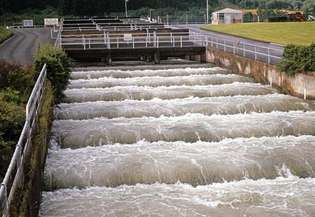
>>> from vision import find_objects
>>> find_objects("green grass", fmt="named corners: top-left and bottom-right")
top-left (0, 27), bottom-right (13, 44)
top-left (201, 22), bottom-right (315, 46)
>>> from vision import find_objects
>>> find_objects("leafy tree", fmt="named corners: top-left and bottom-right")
top-left (303, 0), bottom-right (315, 16)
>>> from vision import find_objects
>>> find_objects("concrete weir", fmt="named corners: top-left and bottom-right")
top-left (39, 64), bottom-right (315, 217)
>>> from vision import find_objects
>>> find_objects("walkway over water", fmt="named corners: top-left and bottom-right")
top-left (40, 65), bottom-right (315, 217)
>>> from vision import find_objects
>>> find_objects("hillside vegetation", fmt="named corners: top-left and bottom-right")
top-left (0, 0), bottom-right (314, 24)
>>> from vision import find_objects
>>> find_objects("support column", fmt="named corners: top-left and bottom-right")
top-left (106, 54), bottom-right (112, 65)
top-left (154, 51), bottom-right (160, 64)
top-left (200, 52), bottom-right (207, 63)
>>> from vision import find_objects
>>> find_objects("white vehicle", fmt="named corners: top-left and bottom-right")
top-left (308, 15), bottom-right (315, 21)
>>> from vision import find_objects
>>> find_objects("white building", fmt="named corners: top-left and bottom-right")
top-left (212, 8), bottom-right (243, 25)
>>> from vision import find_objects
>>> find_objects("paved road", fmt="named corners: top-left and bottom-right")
top-left (0, 28), bottom-right (52, 65)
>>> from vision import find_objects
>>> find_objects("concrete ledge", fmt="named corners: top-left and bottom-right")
top-left (206, 46), bottom-right (315, 99)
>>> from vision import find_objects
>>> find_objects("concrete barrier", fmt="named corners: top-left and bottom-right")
top-left (206, 46), bottom-right (315, 100)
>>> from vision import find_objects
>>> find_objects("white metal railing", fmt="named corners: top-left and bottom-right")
top-left (0, 64), bottom-right (47, 217)
top-left (61, 33), bottom-right (203, 50)
top-left (60, 29), bottom-right (283, 64)
top-left (190, 32), bottom-right (283, 65)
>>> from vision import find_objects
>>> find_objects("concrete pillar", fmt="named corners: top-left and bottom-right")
top-left (200, 52), bottom-right (207, 63)
top-left (154, 51), bottom-right (160, 64)
top-left (106, 54), bottom-right (112, 65)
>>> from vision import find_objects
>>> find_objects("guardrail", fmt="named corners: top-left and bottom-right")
top-left (61, 33), bottom-right (204, 50)
top-left (0, 64), bottom-right (47, 217)
top-left (190, 32), bottom-right (283, 65)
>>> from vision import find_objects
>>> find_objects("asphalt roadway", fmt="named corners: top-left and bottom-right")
top-left (0, 28), bottom-right (52, 65)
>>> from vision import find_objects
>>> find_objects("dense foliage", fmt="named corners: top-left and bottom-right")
top-left (0, 62), bottom-right (36, 180)
top-left (280, 43), bottom-right (315, 75)
top-left (0, 27), bottom-right (13, 43)
top-left (34, 44), bottom-right (71, 102)
top-left (0, 0), bottom-right (314, 21)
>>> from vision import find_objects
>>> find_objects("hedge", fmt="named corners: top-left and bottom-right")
top-left (0, 62), bottom-right (35, 180)
top-left (279, 43), bottom-right (315, 76)
top-left (34, 44), bottom-right (71, 102)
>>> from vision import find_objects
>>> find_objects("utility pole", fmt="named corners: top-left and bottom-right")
top-left (206, 0), bottom-right (209, 24)
top-left (125, 0), bottom-right (128, 18)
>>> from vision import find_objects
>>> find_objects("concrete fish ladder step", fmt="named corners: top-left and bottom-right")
top-left (44, 136), bottom-right (315, 189)
top-left (51, 111), bottom-right (315, 148)
top-left (70, 67), bottom-right (229, 79)
top-left (67, 74), bottom-right (253, 89)
top-left (63, 83), bottom-right (276, 103)
top-left (55, 94), bottom-right (311, 120)
top-left (40, 177), bottom-right (315, 217)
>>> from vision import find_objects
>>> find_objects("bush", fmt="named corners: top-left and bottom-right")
top-left (0, 27), bottom-right (13, 44)
top-left (0, 92), bottom-right (25, 179)
top-left (34, 44), bottom-right (71, 102)
top-left (0, 61), bottom-right (35, 102)
top-left (279, 43), bottom-right (315, 76)
top-left (0, 62), bottom-right (36, 180)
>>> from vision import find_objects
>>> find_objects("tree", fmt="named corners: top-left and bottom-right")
top-left (303, 0), bottom-right (315, 16)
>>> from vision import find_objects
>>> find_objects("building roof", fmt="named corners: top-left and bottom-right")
top-left (213, 8), bottom-right (243, 14)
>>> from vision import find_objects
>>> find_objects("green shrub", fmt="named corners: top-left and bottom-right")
top-left (0, 94), bottom-right (25, 179)
top-left (279, 43), bottom-right (315, 76)
top-left (0, 62), bottom-right (38, 180)
top-left (34, 44), bottom-right (71, 102)
top-left (0, 27), bottom-right (13, 44)
top-left (0, 61), bottom-right (35, 102)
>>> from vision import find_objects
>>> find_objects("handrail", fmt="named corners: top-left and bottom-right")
top-left (0, 64), bottom-right (47, 217)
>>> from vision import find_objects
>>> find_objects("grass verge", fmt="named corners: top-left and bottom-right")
top-left (201, 22), bottom-right (315, 46)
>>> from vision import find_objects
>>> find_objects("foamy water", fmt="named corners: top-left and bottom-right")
top-left (44, 136), bottom-right (315, 189)
top-left (40, 177), bottom-right (315, 217)
top-left (71, 67), bottom-right (229, 79)
top-left (68, 74), bottom-right (253, 89)
top-left (55, 94), bottom-right (310, 120)
top-left (64, 83), bottom-right (276, 103)
top-left (51, 111), bottom-right (315, 148)
top-left (40, 66), bottom-right (315, 217)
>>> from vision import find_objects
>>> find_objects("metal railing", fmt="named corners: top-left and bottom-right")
top-left (61, 32), bottom-right (204, 50)
top-left (0, 64), bottom-right (47, 217)
top-left (190, 32), bottom-right (283, 65)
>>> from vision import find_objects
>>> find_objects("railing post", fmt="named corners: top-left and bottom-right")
top-left (180, 36), bottom-right (183, 48)
top-left (304, 81), bottom-right (307, 100)
top-left (133, 37), bottom-right (135, 48)
top-left (224, 40), bottom-right (226, 52)
top-left (157, 36), bottom-right (159, 48)
top-left (254, 46), bottom-right (257, 60)
top-left (268, 48), bottom-right (271, 64)
top-left (117, 38), bottom-right (119, 48)
top-left (233, 42), bottom-right (236, 54)
top-left (243, 43), bottom-right (245, 57)
top-left (82, 35), bottom-right (86, 50)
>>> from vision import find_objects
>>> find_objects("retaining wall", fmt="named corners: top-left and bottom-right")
top-left (205, 47), bottom-right (315, 99)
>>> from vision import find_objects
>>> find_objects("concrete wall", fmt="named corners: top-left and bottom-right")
top-left (206, 47), bottom-right (315, 99)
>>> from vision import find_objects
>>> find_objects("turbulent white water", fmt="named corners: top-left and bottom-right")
top-left (71, 67), bottom-right (229, 79)
top-left (64, 83), bottom-right (276, 103)
top-left (41, 66), bottom-right (315, 217)
top-left (68, 74), bottom-right (253, 89)
top-left (44, 136), bottom-right (315, 189)
top-left (40, 177), bottom-right (315, 217)
top-left (51, 111), bottom-right (315, 148)
top-left (55, 94), bottom-right (311, 120)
